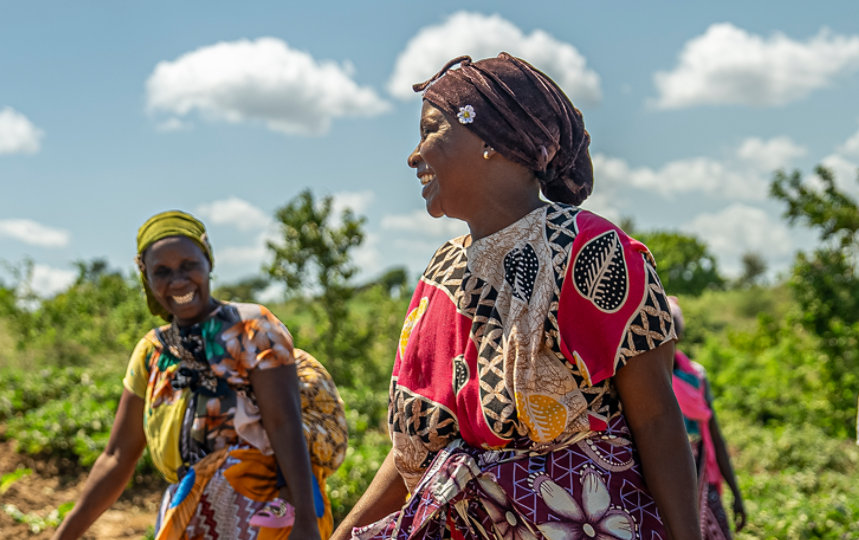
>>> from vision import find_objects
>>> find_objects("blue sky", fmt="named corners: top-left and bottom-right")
top-left (2, 1), bottom-right (859, 298)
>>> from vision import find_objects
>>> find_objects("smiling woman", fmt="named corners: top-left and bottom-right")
top-left (333, 53), bottom-right (702, 540)
top-left (142, 236), bottom-right (214, 327)
top-left (52, 210), bottom-right (348, 540)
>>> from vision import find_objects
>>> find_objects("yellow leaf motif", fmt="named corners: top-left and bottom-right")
top-left (573, 351), bottom-right (591, 387)
top-left (515, 392), bottom-right (568, 443)
top-left (399, 297), bottom-right (428, 359)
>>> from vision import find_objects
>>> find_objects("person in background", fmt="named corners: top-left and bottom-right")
top-left (52, 210), bottom-right (347, 540)
top-left (669, 295), bottom-right (746, 539)
top-left (332, 53), bottom-right (700, 540)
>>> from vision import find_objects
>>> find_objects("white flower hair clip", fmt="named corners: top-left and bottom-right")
top-left (457, 105), bottom-right (476, 124)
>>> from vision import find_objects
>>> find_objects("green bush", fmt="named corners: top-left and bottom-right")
top-left (4, 366), bottom-right (118, 463)
top-left (7, 263), bottom-right (160, 366)
top-left (3, 252), bottom-right (858, 537)
top-left (327, 429), bottom-right (391, 523)
top-left (721, 415), bottom-right (859, 539)
top-left (0, 366), bottom-right (118, 422)
top-left (1, 364), bottom-right (156, 475)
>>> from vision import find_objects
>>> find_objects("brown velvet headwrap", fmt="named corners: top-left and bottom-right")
top-left (414, 52), bottom-right (593, 206)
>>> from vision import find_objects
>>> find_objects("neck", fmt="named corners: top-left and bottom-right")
top-left (174, 298), bottom-right (220, 328)
top-left (467, 193), bottom-right (546, 240)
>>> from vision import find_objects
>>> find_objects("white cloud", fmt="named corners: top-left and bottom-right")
top-left (196, 197), bottom-right (271, 232)
top-left (146, 37), bottom-right (390, 135)
top-left (156, 118), bottom-right (191, 132)
top-left (577, 189), bottom-right (623, 224)
top-left (736, 136), bottom-right (806, 172)
top-left (195, 198), bottom-right (279, 277)
top-left (592, 152), bottom-right (769, 201)
top-left (820, 153), bottom-right (859, 199)
top-left (381, 209), bottom-right (468, 238)
top-left (350, 231), bottom-right (383, 279)
top-left (216, 243), bottom-right (269, 268)
top-left (387, 11), bottom-right (601, 105)
top-left (256, 281), bottom-right (286, 305)
top-left (0, 107), bottom-right (43, 155)
top-left (589, 136), bottom-right (803, 204)
top-left (213, 221), bottom-right (281, 271)
top-left (208, 192), bottom-right (380, 280)
top-left (29, 264), bottom-right (76, 297)
top-left (0, 219), bottom-right (70, 247)
top-left (837, 125), bottom-right (859, 158)
top-left (685, 203), bottom-right (794, 277)
top-left (377, 210), bottom-right (469, 279)
top-left (332, 190), bottom-right (374, 216)
top-left (654, 23), bottom-right (859, 108)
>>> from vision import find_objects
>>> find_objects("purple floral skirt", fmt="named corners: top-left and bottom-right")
top-left (354, 416), bottom-right (666, 540)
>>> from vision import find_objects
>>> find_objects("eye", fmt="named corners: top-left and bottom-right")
top-left (420, 121), bottom-right (437, 140)
top-left (181, 260), bottom-right (201, 272)
top-left (152, 267), bottom-right (170, 279)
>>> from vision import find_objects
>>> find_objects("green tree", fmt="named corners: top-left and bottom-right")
top-left (10, 259), bottom-right (159, 365)
top-left (634, 230), bottom-right (724, 296)
top-left (771, 165), bottom-right (859, 332)
top-left (356, 266), bottom-right (411, 298)
top-left (771, 165), bottom-right (859, 437)
top-left (213, 276), bottom-right (271, 303)
top-left (735, 252), bottom-right (768, 288)
top-left (0, 279), bottom-right (17, 318)
top-left (265, 190), bottom-right (370, 384)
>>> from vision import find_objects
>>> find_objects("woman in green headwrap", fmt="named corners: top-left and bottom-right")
top-left (53, 210), bottom-right (347, 540)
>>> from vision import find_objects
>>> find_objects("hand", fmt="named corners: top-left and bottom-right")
top-left (732, 494), bottom-right (746, 532)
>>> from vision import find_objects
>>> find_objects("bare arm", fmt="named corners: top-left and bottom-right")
top-left (330, 448), bottom-right (409, 540)
top-left (706, 390), bottom-right (746, 531)
top-left (51, 389), bottom-right (147, 540)
top-left (251, 363), bottom-right (321, 540)
top-left (614, 341), bottom-right (701, 540)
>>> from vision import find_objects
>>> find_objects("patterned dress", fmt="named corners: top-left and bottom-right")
top-left (673, 352), bottom-right (733, 540)
top-left (123, 301), bottom-right (348, 539)
top-left (355, 204), bottom-right (675, 540)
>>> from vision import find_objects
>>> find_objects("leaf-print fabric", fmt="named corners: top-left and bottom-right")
top-left (370, 204), bottom-right (675, 539)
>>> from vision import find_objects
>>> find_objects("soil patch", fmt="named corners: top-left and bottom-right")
top-left (1, 437), bottom-right (161, 539)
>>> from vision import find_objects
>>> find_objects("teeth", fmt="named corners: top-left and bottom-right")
top-left (420, 175), bottom-right (435, 185)
top-left (172, 291), bottom-right (195, 305)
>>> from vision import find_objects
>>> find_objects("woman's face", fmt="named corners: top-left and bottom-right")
top-left (407, 101), bottom-right (488, 221)
top-left (143, 236), bottom-right (213, 327)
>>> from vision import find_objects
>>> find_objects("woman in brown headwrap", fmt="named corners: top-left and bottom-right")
top-left (53, 210), bottom-right (347, 540)
top-left (332, 54), bottom-right (701, 540)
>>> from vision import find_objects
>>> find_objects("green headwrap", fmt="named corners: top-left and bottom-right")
top-left (136, 210), bottom-right (214, 321)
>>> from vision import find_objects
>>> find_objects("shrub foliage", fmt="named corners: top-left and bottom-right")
top-left (2, 178), bottom-right (858, 536)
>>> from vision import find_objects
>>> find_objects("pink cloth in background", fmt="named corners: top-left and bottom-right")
top-left (673, 350), bottom-right (722, 492)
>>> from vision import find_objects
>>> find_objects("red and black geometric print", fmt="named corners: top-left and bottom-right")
top-left (616, 260), bottom-right (674, 369)
top-left (389, 385), bottom-right (458, 454)
top-left (542, 205), bottom-right (616, 423)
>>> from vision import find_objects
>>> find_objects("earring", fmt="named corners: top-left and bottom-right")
top-left (483, 147), bottom-right (493, 160)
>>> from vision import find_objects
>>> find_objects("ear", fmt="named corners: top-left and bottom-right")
top-left (482, 143), bottom-right (497, 160)
top-left (135, 255), bottom-right (146, 275)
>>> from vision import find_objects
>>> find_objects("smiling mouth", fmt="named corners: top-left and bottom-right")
top-left (172, 291), bottom-right (195, 305)
top-left (418, 172), bottom-right (435, 185)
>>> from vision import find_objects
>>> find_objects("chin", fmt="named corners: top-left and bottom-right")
top-left (425, 204), bottom-right (445, 219)
top-left (173, 303), bottom-right (208, 325)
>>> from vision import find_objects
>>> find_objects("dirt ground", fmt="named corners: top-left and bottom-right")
top-left (0, 438), bottom-right (161, 539)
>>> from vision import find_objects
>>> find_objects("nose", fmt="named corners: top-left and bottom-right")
top-left (407, 144), bottom-right (422, 169)
top-left (169, 269), bottom-right (191, 287)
